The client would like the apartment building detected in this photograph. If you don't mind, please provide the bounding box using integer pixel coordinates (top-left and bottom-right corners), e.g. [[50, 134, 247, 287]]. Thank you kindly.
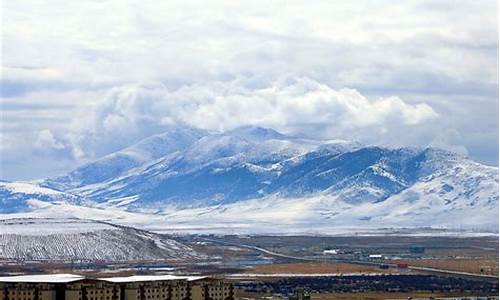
[[0, 274, 234, 300]]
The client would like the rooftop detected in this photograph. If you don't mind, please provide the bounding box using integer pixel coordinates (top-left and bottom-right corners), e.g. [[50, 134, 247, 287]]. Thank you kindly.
[[0, 274, 207, 284], [99, 275, 207, 283], [0, 274, 85, 283]]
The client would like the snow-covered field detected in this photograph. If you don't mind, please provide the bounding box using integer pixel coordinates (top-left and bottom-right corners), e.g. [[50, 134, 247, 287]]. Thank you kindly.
[[0, 218, 114, 235]]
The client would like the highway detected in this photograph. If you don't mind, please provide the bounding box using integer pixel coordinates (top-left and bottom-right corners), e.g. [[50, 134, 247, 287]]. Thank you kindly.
[[201, 237, 499, 280]]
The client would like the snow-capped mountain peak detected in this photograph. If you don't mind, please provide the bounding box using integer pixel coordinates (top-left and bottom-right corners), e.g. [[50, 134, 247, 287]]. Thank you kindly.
[[227, 125, 290, 141], [2, 126, 498, 234], [43, 126, 208, 190]]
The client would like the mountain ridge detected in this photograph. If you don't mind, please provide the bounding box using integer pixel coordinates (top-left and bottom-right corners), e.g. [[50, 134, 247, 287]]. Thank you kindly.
[[1, 125, 498, 233]]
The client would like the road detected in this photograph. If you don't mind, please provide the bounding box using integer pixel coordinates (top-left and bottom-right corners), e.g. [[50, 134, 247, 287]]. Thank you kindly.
[[201, 237, 498, 280]]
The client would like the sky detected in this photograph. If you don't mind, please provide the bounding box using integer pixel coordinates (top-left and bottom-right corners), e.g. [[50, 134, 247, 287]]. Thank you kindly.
[[1, 0, 498, 181]]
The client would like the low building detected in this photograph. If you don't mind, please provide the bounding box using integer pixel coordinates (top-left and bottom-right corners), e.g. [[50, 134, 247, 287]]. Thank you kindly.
[[0, 274, 85, 300], [0, 274, 234, 300]]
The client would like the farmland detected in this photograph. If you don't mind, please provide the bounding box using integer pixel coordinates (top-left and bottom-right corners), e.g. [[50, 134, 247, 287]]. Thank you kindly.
[[245, 262, 404, 275], [393, 259, 499, 275]]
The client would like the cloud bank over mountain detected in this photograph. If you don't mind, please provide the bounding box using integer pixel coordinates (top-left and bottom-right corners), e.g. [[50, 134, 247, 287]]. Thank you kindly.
[[1, 1, 498, 180], [67, 78, 440, 160]]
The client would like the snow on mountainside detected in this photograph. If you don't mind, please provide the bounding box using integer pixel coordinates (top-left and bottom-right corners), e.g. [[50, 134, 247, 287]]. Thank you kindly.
[[227, 125, 289, 141], [43, 127, 208, 191], [355, 159, 499, 229], [0, 181, 90, 213], [0, 218, 201, 261], [152, 153, 498, 233], [50, 127, 329, 209], [1, 126, 498, 233]]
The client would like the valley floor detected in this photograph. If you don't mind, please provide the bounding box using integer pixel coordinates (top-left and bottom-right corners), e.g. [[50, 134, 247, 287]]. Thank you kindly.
[[1, 219, 497, 297]]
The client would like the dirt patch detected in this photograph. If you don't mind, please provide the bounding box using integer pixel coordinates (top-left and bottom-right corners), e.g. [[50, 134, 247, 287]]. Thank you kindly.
[[395, 258, 499, 275], [246, 262, 403, 274], [310, 291, 491, 300]]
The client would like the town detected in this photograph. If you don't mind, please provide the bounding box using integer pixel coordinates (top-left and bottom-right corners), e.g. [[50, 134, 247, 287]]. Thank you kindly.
[[0, 235, 498, 300]]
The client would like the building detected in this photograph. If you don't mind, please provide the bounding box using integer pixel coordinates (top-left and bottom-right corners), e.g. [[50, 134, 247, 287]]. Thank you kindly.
[[322, 249, 338, 255], [0, 274, 234, 300], [0, 274, 84, 300]]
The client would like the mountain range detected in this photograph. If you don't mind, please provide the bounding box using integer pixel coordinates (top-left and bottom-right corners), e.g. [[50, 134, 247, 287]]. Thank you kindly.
[[0, 125, 498, 234]]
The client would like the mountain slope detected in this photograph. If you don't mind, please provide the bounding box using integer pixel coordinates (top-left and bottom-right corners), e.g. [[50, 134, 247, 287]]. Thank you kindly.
[[56, 128, 329, 209], [158, 156, 498, 233], [43, 126, 208, 190], [0, 218, 201, 261], [2, 126, 498, 233], [0, 181, 89, 213], [58, 143, 486, 214]]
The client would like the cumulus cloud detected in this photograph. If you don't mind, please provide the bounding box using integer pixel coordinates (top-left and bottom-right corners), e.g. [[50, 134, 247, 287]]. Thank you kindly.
[[1, 0, 497, 180], [66, 77, 443, 161], [34, 129, 65, 151], [32, 129, 75, 161], [0, 129, 75, 180]]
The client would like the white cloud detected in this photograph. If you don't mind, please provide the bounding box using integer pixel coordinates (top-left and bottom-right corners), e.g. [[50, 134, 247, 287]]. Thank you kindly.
[[66, 78, 442, 161], [0, 0, 497, 179], [2, 0, 497, 93], [34, 129, 65, 151]]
